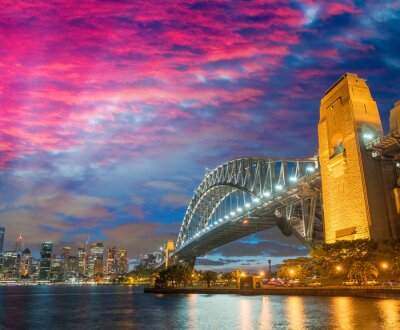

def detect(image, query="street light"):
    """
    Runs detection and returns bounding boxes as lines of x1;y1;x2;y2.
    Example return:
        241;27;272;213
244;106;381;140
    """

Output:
259;271;265;277
336;265;342;271
381;262;388;270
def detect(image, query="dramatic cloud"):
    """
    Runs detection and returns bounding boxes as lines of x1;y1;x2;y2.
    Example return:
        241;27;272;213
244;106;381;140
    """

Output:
1;0;399;265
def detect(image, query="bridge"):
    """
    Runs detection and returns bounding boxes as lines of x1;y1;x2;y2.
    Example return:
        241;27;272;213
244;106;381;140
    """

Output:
154;157;324;269
152;73;400;270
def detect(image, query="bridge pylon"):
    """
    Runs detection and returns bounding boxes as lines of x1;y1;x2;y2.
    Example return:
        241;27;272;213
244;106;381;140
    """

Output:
318;73;398;243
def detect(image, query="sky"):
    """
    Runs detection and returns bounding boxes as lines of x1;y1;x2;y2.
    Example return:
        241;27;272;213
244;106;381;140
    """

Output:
1;0;400;271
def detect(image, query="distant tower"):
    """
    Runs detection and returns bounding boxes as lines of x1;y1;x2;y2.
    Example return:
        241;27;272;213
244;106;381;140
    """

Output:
39;242;53;280
318;73;396;243
0;227;5;253
165;240;175;268
88;242;104;278
78;247;87;277
117;249;128;274
106;247;117;275
15;234;23;254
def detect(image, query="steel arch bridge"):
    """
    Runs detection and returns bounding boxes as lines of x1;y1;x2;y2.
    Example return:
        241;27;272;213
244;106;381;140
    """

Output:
167;157;324;266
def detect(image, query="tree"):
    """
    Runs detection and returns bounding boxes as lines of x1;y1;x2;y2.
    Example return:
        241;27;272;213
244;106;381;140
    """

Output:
202;270;218;288
311;239;377;278
221;272;233;285
348;261;378;284
277;257;313;281
231;270;243;288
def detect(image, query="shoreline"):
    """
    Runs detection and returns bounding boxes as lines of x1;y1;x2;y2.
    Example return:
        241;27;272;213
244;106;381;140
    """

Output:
144;286;400;299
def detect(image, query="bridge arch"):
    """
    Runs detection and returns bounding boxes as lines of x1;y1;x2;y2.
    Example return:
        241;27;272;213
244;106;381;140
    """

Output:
176;157;321;252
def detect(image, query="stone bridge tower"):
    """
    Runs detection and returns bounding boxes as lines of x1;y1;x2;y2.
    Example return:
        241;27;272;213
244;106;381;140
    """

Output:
318;73;396;243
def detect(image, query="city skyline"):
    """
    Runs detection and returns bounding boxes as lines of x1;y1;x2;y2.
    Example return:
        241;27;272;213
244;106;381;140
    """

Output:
1;0;400;271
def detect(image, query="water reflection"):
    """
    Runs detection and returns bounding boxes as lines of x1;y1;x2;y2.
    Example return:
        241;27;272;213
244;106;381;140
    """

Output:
378;299;399;328
188;294;199;330
259;297;272;330
239;298;252;329
332;297;353;329
2;287;400;329
286;296;305;329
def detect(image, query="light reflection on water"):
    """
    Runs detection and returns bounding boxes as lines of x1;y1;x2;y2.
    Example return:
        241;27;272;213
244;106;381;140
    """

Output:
1;286;400;329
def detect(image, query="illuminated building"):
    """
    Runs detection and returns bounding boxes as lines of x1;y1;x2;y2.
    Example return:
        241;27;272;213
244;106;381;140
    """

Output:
78;247;87;276
20;248;32;277
50;255;62;281
318;73;400;243
117;249;128;274
106;246;117;274
0;227;5;254
68;256;79;277
60;246;71;277
1;251;20;279
88;242;104;278
15;233;23;254
39;241;53;280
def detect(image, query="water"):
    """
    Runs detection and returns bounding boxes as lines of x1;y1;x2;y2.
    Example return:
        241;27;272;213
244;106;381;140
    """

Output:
0;286;399;329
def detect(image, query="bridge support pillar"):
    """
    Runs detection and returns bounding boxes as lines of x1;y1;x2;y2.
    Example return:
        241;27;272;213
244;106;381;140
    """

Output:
318;73;397;243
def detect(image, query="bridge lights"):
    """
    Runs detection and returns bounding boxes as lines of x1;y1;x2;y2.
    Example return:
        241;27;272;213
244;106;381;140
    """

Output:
363;133;374;141
275;184;283;191
306;166;315;172
289;176;297;182
263;191;271;198
230;211;236;217
245;203;251;208
224;215;229;219
243;219;249;224
218;218;223;222
237;207;243;213
253;197;260;203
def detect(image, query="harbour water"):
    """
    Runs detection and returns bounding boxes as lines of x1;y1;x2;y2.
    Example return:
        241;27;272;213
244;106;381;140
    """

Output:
1;285;399;329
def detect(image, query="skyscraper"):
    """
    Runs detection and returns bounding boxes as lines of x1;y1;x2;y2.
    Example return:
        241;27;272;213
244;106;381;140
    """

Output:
88;242;104;278
0;227;5;254
60;246;71;277
106;246;117;275
39;242;52;280
78;247;87;277
50;255;62;281
117;249;128;274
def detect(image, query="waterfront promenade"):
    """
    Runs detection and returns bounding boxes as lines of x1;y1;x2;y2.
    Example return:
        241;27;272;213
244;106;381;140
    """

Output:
144;286;400;299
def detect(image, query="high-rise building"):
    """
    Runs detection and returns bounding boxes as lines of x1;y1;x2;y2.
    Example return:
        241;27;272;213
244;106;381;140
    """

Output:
1;251;20;279
117;249;128;274
60;246;71;276
50;255;62;281
39;242;52;280
88;242;104;278
0;227;5;254
15;234;23;254
20;248;32;277
106;247;117;274
78;247;87;277
68;256;79;277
